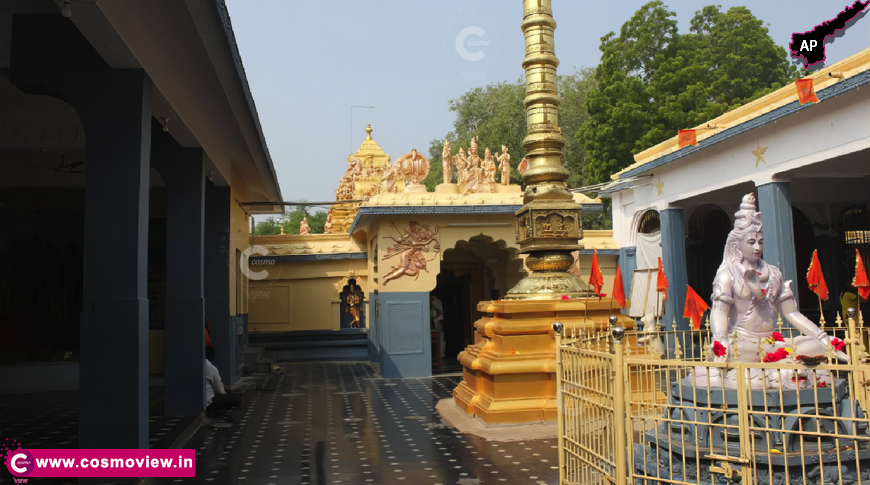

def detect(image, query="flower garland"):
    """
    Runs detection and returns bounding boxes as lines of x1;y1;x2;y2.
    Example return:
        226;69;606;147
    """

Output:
712;341;727;357
762;347;794;363
831;338;845;352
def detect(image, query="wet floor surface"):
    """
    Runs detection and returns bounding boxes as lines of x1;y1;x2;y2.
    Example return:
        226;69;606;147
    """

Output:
155;362;559;485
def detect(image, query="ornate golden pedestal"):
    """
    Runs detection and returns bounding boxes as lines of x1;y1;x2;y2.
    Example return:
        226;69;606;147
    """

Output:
454;299;634;425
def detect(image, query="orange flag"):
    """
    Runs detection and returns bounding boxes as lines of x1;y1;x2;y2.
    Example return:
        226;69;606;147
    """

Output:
612;264;626;308
853;249;870;301
678;130;698;147
683;285;710;330
796;78;819;104
806;249;829;301
656;257;669;302
589;249;604;297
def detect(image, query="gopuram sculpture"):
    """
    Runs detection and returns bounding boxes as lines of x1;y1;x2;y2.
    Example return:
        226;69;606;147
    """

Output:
299;216;310;235
330;125;401;231
483;147;497;184
442;140;453;184
394;148;430;187
323;210;333;234
693;193;847;389
497;145;510;185
454;148;468;187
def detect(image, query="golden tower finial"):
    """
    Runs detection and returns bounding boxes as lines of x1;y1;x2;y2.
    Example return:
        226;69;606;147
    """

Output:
506;0;591;299
365;124;373;140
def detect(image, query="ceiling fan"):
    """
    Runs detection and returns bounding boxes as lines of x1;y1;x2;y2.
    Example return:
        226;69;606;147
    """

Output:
19;154;85;174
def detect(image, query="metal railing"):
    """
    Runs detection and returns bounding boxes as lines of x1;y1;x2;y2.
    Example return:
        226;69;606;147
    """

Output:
555;311;870;485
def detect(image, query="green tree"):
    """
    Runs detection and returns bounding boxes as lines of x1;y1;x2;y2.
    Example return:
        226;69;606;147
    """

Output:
578;2;802;185
424;70;596;190
253;203;329;235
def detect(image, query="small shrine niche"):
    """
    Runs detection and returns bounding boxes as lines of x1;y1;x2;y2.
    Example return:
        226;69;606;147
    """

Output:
339;278;365;329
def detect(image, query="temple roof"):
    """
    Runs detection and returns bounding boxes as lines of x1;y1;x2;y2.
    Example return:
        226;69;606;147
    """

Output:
612;48;870;180
352;125;389;162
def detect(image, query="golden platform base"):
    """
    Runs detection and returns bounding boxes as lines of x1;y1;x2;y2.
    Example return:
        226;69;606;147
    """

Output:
453;298;635;425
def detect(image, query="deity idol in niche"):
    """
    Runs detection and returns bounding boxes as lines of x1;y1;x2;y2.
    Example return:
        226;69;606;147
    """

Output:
694;194;847;389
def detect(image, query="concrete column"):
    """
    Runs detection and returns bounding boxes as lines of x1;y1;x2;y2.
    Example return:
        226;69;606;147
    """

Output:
619;246;637;315
757;182;799;307
660;208;690;330
378;292;431;378
205;182;235;384
152;131;206;416
11;14;153;451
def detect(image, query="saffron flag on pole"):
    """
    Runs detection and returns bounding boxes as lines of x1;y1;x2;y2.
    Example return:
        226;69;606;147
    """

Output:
589;249;604;298
656;257;669;302
678;130;697;147
806;249;829;301
683;285;710;330
796;78;819;104
853;248;870;301
612;264;626;308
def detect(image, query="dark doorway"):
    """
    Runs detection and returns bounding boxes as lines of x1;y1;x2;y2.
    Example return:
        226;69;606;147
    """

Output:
687;205;732;303
434;269;474;360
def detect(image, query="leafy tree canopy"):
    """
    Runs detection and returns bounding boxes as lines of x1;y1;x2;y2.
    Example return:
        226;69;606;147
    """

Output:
578;2;804;185
253;203;328;235
424;70;597;191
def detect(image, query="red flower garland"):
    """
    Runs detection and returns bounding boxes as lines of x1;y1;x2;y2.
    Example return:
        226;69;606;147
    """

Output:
712;341;727;357
560;295;571;301
763;348;790;363
831;338;845;352
771;332;784;342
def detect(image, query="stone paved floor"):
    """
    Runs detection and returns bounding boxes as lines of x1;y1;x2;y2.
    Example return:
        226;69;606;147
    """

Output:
156;362;559;485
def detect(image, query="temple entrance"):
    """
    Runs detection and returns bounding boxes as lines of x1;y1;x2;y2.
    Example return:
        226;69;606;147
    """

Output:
432;236;523;365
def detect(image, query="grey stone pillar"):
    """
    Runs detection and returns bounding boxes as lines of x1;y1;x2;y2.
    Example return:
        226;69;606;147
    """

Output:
205;182;234;384
660;208;690;330
619;246;637;315
152;131;206;416
757;182;799;307
11;14;153;451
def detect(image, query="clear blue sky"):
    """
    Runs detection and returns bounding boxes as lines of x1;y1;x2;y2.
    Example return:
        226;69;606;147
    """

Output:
225;0;869;204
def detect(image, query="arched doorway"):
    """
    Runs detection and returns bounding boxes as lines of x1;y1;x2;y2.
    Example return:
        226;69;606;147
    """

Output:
432;236;522;366
687;205;731;303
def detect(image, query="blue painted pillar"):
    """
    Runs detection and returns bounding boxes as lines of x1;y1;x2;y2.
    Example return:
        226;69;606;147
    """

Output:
152;131;206;416
205;183;235;384
11;14;153;452
619;246;637;315
660;208;690;330
757;182;799;307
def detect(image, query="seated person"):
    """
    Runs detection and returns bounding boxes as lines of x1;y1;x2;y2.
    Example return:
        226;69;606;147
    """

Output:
205;347;242;415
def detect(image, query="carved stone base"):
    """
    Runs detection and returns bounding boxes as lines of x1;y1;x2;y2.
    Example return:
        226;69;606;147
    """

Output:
496;184;522;194
505;270;596;300
453;299;635;425
434;183;461;194
404;184;428;193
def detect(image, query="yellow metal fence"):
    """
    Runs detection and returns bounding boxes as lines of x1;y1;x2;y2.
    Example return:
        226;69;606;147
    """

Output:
555;313;870;485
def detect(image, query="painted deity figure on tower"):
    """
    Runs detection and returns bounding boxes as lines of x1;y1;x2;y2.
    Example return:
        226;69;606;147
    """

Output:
497;145;511;185
455;148;468;188
394;149;430;186
299;216;310;235
442;140;453;184
483;147;497;184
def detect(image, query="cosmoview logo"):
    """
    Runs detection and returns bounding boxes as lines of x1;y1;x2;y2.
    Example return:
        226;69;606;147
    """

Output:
240;245;272;281
4;439;35;480
456;26;489;61
443;15;499;80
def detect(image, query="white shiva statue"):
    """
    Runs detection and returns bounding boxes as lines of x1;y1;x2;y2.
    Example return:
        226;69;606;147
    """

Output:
693;194;846;389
